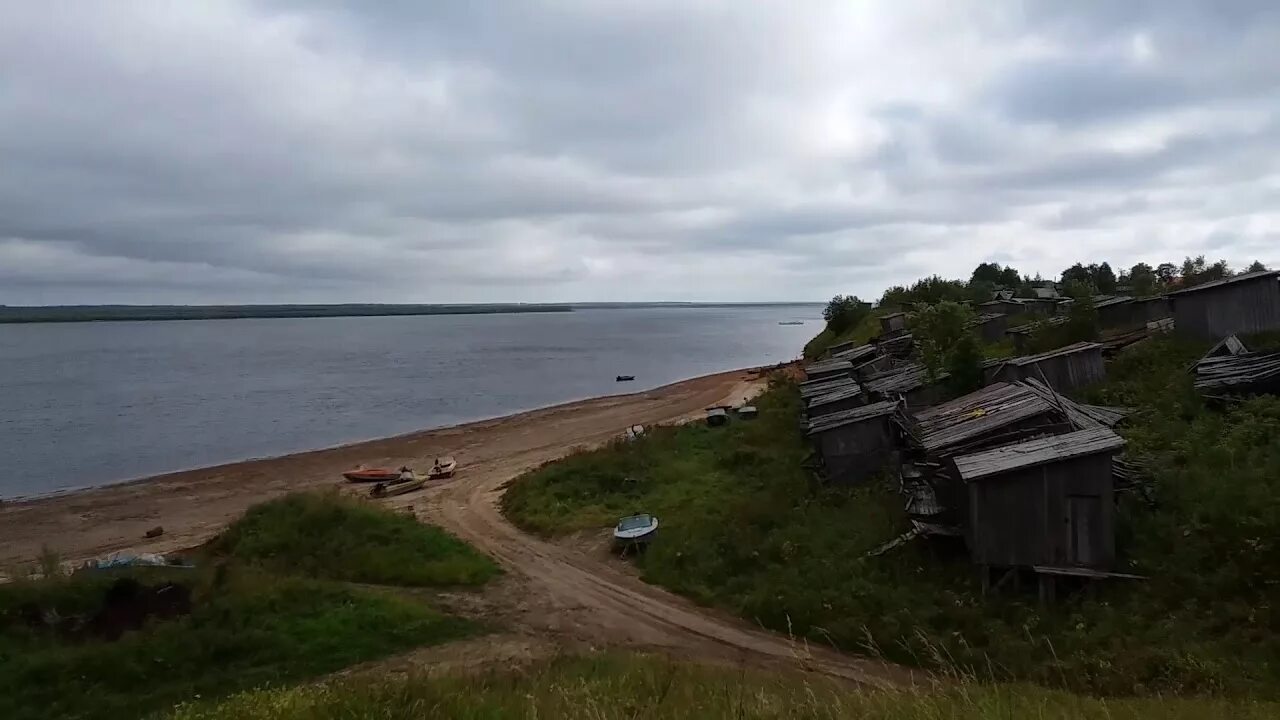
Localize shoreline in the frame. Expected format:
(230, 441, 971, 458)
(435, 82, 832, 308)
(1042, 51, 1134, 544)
(0, 366, 775, 568)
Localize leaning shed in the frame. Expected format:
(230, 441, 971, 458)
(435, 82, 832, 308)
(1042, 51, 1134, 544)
(803, 357, 854, 382)
(806, 383, 866, 418)
(1167, 270, 1280, 340)
(807, 400, 899, 484)
(967, 313, 1007, 344)
(990, 342, 1106, 393)
(955, 427, 1125, 576)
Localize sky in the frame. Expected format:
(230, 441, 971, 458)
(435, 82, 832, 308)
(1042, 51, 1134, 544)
(2, 1, 1279, 305)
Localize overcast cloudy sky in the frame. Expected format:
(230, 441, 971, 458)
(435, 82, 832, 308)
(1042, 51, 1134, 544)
(2, 1, 1278, 305)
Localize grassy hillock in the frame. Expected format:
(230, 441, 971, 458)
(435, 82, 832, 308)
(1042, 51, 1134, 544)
(209, 491, 499, 587)
(502, 337, 1280, 697)
(169, 653, 1280, 719)
(0, 493, 496, 720)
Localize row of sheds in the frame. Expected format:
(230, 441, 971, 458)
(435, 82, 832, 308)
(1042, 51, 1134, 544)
(802, 341, 1133, 582)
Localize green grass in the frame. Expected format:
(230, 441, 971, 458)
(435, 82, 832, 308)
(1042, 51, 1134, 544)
(168, 653, 1280, 719)
(803, 313, 882, 359)
(208, 491, 499, 586)
(0, 568, 475, 720)
(503, 349, 1280, 697)
(0, 493, 499, 719)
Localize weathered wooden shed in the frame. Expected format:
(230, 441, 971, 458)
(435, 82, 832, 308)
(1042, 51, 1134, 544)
(1015, 298, 1058, 316)
(954, 427, 1125, 573)
(799, 375, 859, 402)
(824, 339, 858, 357)
(806, 400, 899, 484)
(806, 383, 866, 418)
(967, 312, 1007, 344)
(830, 343, 877, 364)
(1167, 270, 1280, 340)
(1094, 296, 1136, 329)
(990, 342, 1106, 393)
(803, 357, 854, 382)
(1004, 316, 1066, 353)
(979, 299, 1025, 317)
(879, 312, 909, 336)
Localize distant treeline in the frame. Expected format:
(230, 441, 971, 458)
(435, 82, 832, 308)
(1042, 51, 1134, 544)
(0, 304, 574, 324)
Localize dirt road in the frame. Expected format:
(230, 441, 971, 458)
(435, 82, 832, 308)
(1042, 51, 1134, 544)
(1, 367, 907, 686)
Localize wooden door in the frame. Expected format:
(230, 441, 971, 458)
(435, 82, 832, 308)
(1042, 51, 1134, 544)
(1065, 495, 1100, 567)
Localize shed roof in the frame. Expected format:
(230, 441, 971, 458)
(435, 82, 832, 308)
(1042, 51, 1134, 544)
(953, 427, 1125, 482)
(808, 383, 864, 407)
(967, 312, 1005, 326)
(1007, 316, 1067, 335)
(861, 363, 941, 395)
(1165, 269, 1280, 297)
(909, 382, 1057, 456)
(806, 400, 899, 435)
(1031, 287, 1060, 299)
(1002, 341, 1102, 367)
(804, 357, 853, 376)
(979, 299, 1021, 307)
(1020, 378, 1130, 429)
(830, 343, 877, 363)
(799, 376, 858, 400)
(1094, 296, 1135, 309)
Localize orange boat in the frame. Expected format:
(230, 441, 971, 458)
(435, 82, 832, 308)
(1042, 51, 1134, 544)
(342, 467, 402, 483)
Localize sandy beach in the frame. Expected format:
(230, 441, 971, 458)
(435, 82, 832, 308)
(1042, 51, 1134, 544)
(0, 368, 765, 568)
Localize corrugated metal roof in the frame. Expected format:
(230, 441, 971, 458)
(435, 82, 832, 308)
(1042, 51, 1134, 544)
(953, 427, 1125, 482)
(806, 400, 898, 435)
(1165, 269, 1280, 297)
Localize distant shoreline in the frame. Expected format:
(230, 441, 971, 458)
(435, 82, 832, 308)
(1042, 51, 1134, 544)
(0, 301, 820, 325)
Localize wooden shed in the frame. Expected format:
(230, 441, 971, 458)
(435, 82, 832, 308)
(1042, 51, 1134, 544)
(990, 342, 1106, 393)
(967, 312, 1007, 344)
(979, 299, 1025, 317)
(830, 343, 877, 364)
(806, 383, 866, 418)
(803, 357, 854, 382)
(799, 376, 859, 402)
(879, 312, 908, 337)
(824, 339, 858, 358)
(806, 400, 899, 484)
(862, 363, 949, 409)
(955, 427, 1125, 574)
(1167, 270, 1280, 340)
(1094, 296, 1136, 329)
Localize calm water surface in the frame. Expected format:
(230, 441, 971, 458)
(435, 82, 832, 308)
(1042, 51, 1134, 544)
(0, 306, 819, 497)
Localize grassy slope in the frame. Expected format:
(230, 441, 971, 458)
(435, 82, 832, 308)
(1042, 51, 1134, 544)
(170, 653, 1280, 720)
(503, 340, 1280, 696)
(803, 313, 882, 359)
(208, 491, 499, 586)
(0, 494, 497, 720)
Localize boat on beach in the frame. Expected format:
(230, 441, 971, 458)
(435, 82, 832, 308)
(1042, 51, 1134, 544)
(427, 456, 457, 480)
(613, 513, 659, 549)
(342, 466, 402, 483)
(370, 474, 425, 498)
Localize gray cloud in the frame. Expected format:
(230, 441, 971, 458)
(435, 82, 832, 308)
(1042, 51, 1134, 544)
(2, 1, 1279, 305)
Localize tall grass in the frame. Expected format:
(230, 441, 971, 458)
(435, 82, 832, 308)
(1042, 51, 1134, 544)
(168, 652, 1280, 719)
(208, 491, 499, 586)
(503, 348, 1280, 697)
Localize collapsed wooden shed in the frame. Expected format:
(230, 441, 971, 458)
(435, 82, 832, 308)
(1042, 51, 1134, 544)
(1167, 269, 1280, 340)
(806, 400, 900, 484)
(955, 427, 1126, 576)
(989, 342, 1106, 393)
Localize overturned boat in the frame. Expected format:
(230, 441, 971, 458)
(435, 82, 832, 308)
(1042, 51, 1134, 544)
(612, 513, 659, 549)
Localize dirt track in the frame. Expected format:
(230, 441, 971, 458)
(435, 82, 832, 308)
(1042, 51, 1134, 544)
(0, 368, 907, 687)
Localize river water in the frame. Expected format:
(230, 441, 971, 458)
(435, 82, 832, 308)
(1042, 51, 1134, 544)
(0, 305, 818, 497)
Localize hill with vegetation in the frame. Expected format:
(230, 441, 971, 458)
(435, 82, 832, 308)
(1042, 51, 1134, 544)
(0, 493, 497, 720)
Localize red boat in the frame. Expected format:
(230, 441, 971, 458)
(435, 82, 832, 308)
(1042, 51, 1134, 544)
(342, 467, 402, 483)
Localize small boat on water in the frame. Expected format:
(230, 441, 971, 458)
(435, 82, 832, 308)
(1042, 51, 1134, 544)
(427, 456, 457, 480)
(616, 375, 635, 382)
(778, 321, 805, 325)
(370, 474, 426, 498)
(342, 466, 402, 483)
(613, 513, 658, 549)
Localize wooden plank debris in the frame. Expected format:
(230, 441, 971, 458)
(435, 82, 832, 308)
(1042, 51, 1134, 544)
(1192, 350, 1280, 394)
